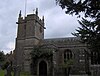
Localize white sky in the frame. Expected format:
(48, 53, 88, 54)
(0, 0, 80, 54)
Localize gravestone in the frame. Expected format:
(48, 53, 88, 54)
(7, 64, 12, 76)
(14, 65, 20, 76)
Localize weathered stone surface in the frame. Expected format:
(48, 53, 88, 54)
(14, 9, 94, 76)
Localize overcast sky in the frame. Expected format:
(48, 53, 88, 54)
(0, 0, 80, 54)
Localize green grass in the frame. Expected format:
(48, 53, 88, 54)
(20, 71, 30, 76)
(0, 69, 5, 76)
(0, 69, 30, 76)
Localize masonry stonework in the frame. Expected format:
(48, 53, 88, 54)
(14, 9, 94, 76)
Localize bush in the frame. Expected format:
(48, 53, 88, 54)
(1, 62, 9, 70)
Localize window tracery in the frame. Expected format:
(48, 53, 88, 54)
(64, 49, 72, 63)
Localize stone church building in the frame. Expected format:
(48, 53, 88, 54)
(14, 9, 99, 76)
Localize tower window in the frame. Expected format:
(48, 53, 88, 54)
(91, 51, 100, 65)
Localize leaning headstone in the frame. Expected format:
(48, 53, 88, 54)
(7, 64, 12, 76)
(13, 66, 16, 76)
(14, 65, 20, 76)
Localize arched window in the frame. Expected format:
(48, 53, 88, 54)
(91, 51, 100, 65)
(64, 49, 72, 63)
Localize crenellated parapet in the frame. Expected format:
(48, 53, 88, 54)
(16, 8, 45, 28)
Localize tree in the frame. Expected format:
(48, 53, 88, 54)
(31, 46, 53, 60)
(56, 0, 100, 64)
(0, 51, 5, 63)
(55, 1, 100, 75)
(73, 18, 100, 51)
(30, 46, 53, 75)
(0, 51, 5, 69)
(55, 0, 100, 44)
(56, 0, 100, 18)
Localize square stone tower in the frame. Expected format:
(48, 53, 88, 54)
(14, 8, 45, 71)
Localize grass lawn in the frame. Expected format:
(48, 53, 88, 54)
(0, 69, 30, 76)
(0, 69, 4, 76)
(20, 72, 30, 76)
